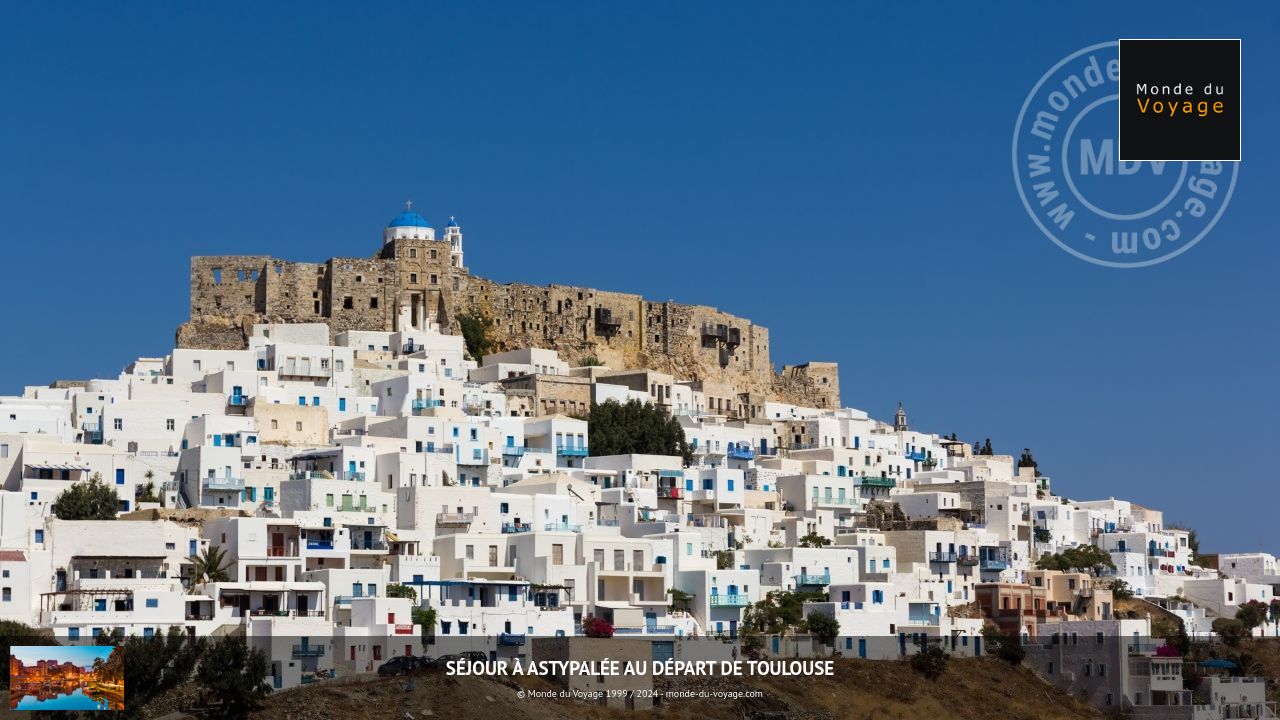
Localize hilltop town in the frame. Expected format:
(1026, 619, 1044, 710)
(0, 207, 1275, 719)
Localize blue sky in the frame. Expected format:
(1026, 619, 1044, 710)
(11, 645, 112, 669)
(0, 3, 1276, 552)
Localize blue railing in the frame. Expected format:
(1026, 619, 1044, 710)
(980, 559, 1009, 571)
(709, 594, 749, 607)
(228, 395, 248, 407)
(412, 398, 443, 410)
(556, 446, 589, 457)
(498, 633, 526, 646)
(727, 446, 755, 460)
(292, 644, 325, 657)
(502, 446, 526, 457)
(333, 595, 354, 605)
(794, 573, 831, 585)
(839, 601, 865, 610)
(502, 522, 532, 534)
(306, 541, 335, 550)
(905, 450, 927, 462)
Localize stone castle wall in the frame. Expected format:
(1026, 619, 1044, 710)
(182, 239, 839, 407)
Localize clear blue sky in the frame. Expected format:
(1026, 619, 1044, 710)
(11, 645, 112, 669)
(0, 3, 1275, 553)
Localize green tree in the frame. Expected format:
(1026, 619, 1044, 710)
(1212, 617, 1247, 646)
(412, 606, 437, 644)
(456, 311, 494, 360)
(798, 532, 831, 548)
(586, 399, 692, 465)
(195, 637, 271, 717)
(385, 584, 417, 602)
(51, 472, 119, 520)
(1036, 545, 1115, 576)
(1108, 579, 1135, 600)
(807, 611, 840, 647)
(712, 550, 734, 570)
(1235, 601, 1268, 632)
(742, 590, 825, 636)
(1017, 448, 1039, 473)
(113, 628, 205, 718)
(982, 626, 1026, 665)
(187, 545, 232, 592)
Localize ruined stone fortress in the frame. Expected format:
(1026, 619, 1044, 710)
(179, 204, 839, 410)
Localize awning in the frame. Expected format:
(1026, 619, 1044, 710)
(24, 462, 90, 471)
(385, 531, 400, 543)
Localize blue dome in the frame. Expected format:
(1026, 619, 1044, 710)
(388, 210, 430, 228)
(447, 216, 459, 228)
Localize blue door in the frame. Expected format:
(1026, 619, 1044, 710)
(974, 635, 982, 655)
(858, 638, 867, 658)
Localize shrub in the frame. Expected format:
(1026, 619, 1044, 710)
(910, 645, 949, 680)
(581, 615, 614, 638)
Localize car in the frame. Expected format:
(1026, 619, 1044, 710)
(377, 656, 417, 677)
(428, 654, 462, 669)
(414, 656, 436, 669)
(458, 651, 488, 663)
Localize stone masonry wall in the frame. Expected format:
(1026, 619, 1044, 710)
(182, 242, 840, 408)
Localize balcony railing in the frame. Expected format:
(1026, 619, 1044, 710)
(860, 476, 896, 489)
(957, 555, 979, 566)
(436, 513, 474, 527)
(556, 446, 589, 457)
(502, 522, 532, 534)
(709, 594, 749, 607)
(794, 573, 831, 586)
(929, 552, 957, 563)
(267, 546, 298, 557)
(82, 420, 104, 444)
(814, 496, 857, 506)
(228, 395, 249, 407)
(278, 363, 332, 378)
(202, 477, 245, 491)
(498, 633, 526, 647)
(350, 540, 388, 551)
(292, 644, 325, 657)
(905, 450, 927, 462)
(543, 522, 582, 532)
(502, 446, 526, 457)
(305, 541, 335, 551)
(727, 446, 755, 460)
(980, 559, 1009, 571)
(411, 398, 443, 411)
(658, 487, 683, 499)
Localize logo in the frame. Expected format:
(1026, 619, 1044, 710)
(1012, 42, 1238, 268)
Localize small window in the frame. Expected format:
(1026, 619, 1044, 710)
(343, 296, 354, 310)
(370, 297, 379, 309)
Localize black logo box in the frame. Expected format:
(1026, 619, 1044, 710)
(1119, 38, 1240, 161)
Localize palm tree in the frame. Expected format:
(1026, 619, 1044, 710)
(187, 545, 232, 593)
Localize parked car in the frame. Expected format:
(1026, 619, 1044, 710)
(428, 654, 462, 669)
(415, 656, 436, 669)
(377, 656, 417, 677)
(459, 650, 488, 663)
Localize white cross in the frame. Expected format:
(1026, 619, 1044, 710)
(405, 199, 413, 211)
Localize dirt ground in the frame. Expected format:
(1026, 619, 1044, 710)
(246, 657, 1106, 720)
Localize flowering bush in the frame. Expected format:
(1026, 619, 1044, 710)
(1155, 643, 1182, 657)
(581, 614, 615, 638)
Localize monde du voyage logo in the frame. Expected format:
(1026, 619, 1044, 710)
(1012, 40, 1240, 268)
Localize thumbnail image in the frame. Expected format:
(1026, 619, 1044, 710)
(9, 645, 124, 711)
